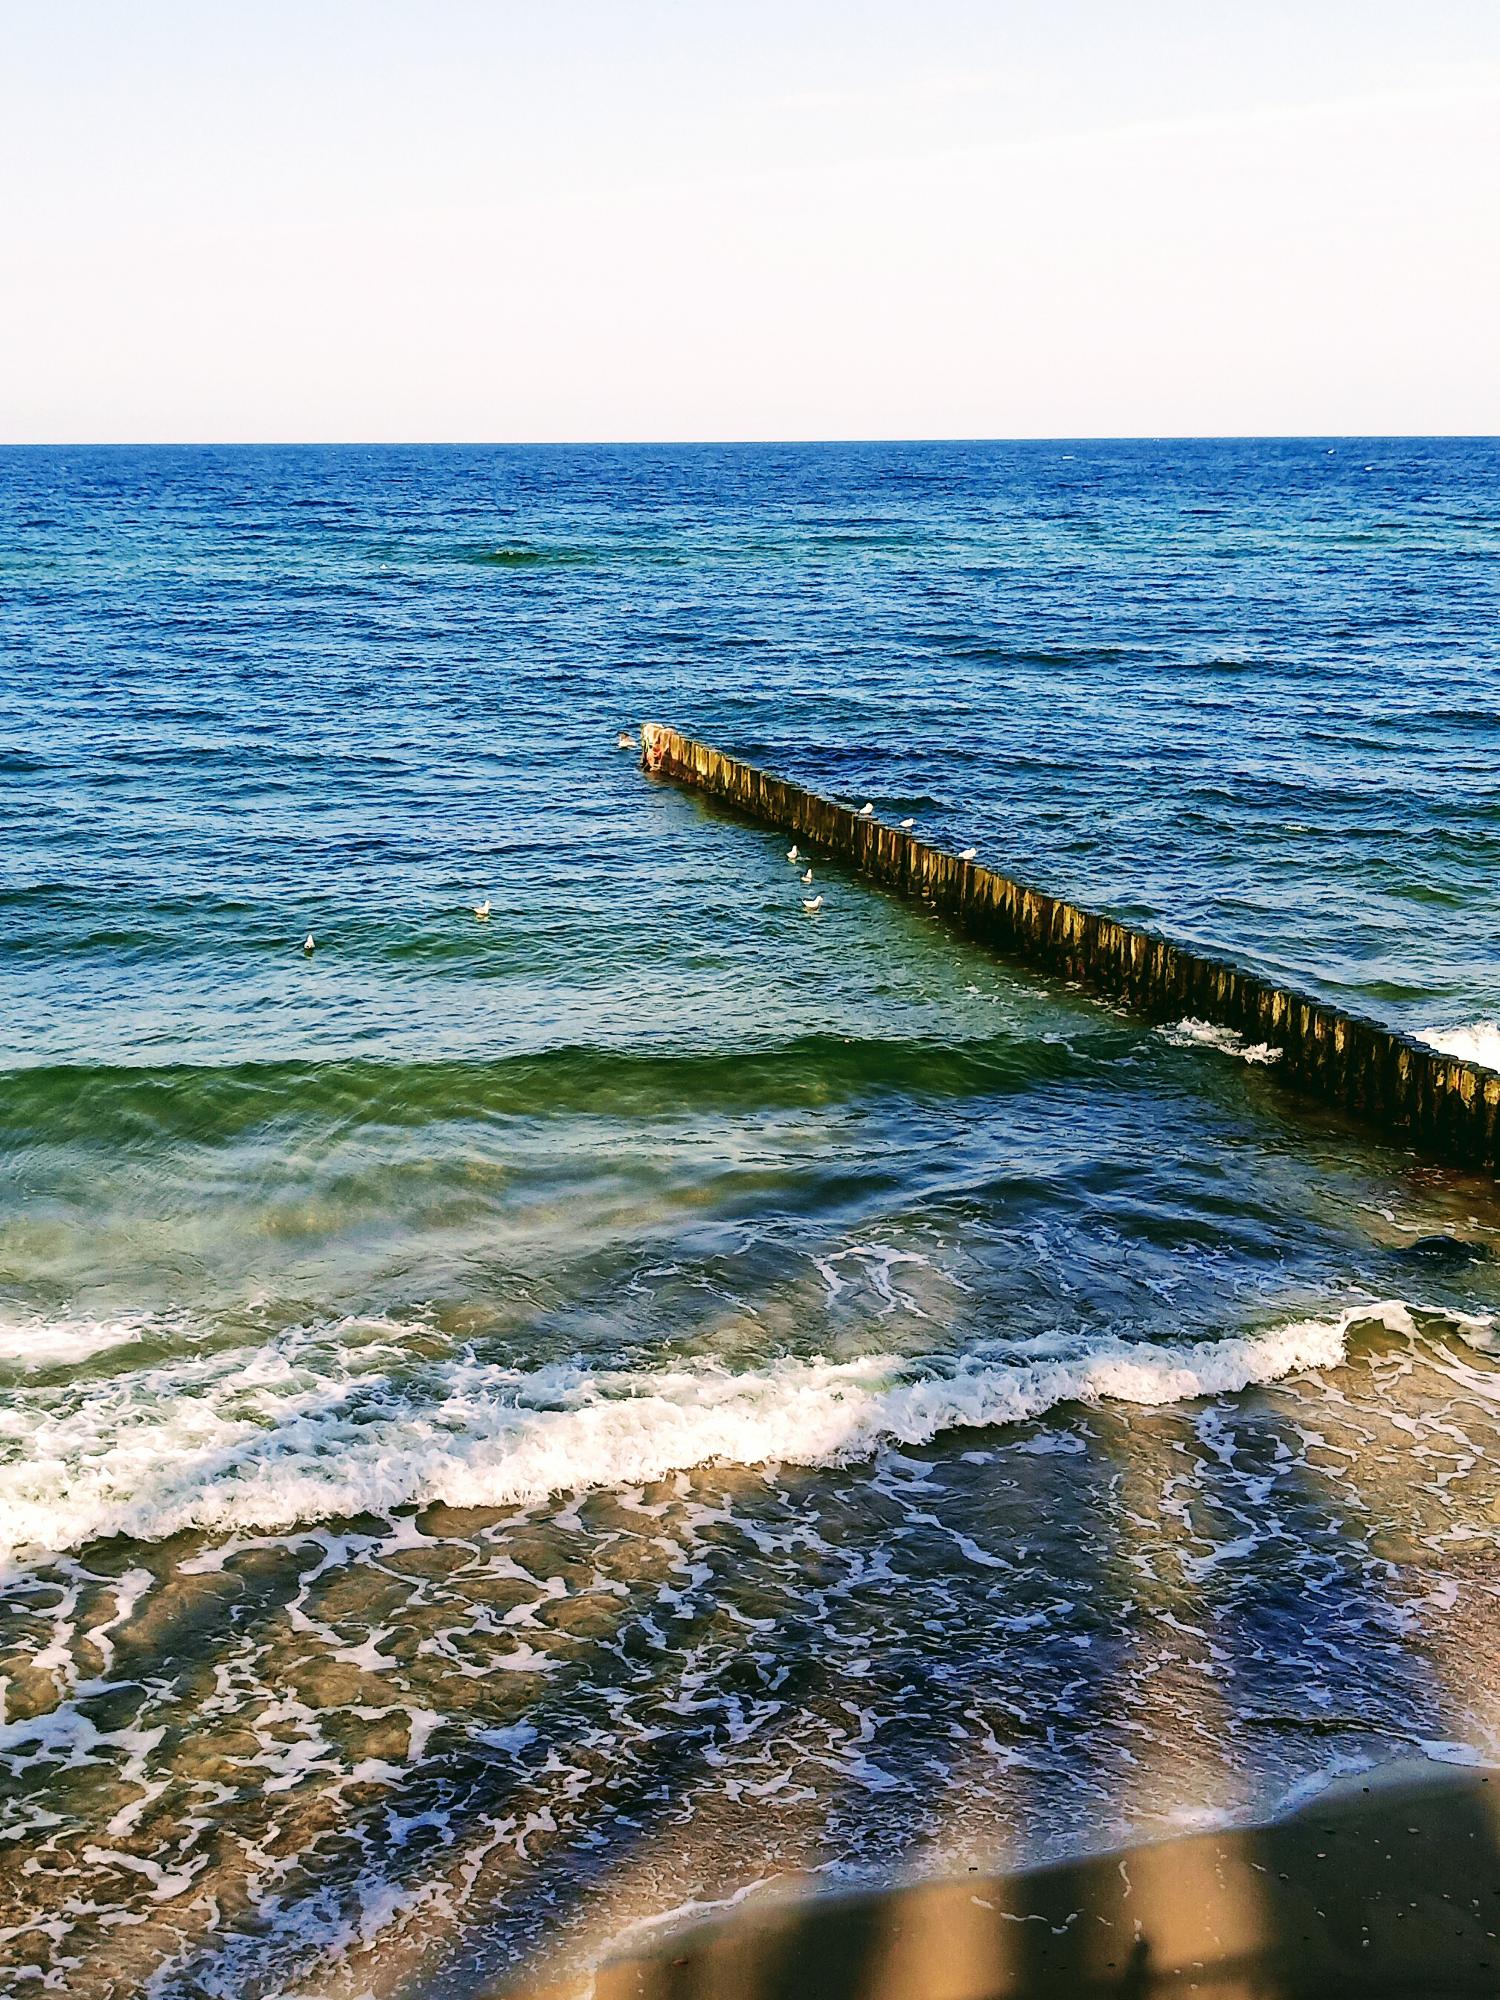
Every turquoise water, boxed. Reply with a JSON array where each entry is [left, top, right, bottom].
[[1, 441, 1498, 1996]]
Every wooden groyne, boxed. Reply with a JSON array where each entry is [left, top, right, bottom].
[[640, 723, 1499, 1174]]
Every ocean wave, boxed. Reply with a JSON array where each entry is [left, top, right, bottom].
[[0, 1032, 1091, 1147], [0, 1314, 148, 1370], [1417, 1020, 1500, 1073], [458, 542, 596, 568], [0, 1302, 1437, 1559], [1158, 1018, 1282, 1065]]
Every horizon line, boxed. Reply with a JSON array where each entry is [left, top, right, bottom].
[[3, 431, 1498, 450]]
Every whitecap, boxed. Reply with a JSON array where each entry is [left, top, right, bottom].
[[0, 1315, 149, 1370], [1159, 1018, 1281, 1065], [1417, 1020, 1500, 1073], [0, 1301, 1435, 1558]]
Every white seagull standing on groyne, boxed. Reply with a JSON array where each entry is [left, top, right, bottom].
[[802, 894, 824, 913], [959, 847, 977, 861], [899, 817, 915, 830], [302, 933, 315, 953], [473, 899, 491, 920], [858, 802, 874, 816]]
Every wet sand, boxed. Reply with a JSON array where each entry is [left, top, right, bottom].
[[519, 1762, 1500, 1999]]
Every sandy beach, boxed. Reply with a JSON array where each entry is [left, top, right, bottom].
[[534, 1762, 1500, 1999]]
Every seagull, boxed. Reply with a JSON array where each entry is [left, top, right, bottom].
[[302, 933, 315, 954], [858, 802, 874, 817], [899, 817, 915, 830], [959, 847, 977, 862], [473, 899, 491, 920], [616, 732, 637, 750], [800, 867, 813, 885], [787, 844, 799, 863], [802, 894, 824, 913]]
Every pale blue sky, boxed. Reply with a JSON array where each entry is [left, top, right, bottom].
[[3, 1, 1497, 440]]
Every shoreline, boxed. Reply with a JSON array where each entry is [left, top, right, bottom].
[[510, 1761, 1500, 1998]]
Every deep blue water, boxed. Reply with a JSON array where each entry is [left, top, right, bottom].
[[4, 439, 1498, 1070], [0, 441, 1497, 1999]]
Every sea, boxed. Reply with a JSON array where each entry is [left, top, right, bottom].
[[1, 438, 1498, 1998]]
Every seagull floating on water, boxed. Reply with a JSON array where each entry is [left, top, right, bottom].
[[787, 844, 799, 863], [858, 802, 874, 817], [302, 933, 315, 954], [959, 846, 977, 861], [899, 817, 915, 830], [800, 867, 813, 885], [473, 899, 491, 920], [802, 894, 824, 913], [616, 732, 637, 750]]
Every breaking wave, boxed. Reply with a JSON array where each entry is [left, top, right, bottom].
[[0, 1302, 1443, 1559], [1158, 1017, 1282, 1065], [0, 1314, 148, 1370], [1418, 1020, 1500, 1073]]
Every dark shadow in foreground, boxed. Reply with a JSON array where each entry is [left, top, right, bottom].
[[549, 1763, 1500, 2000]]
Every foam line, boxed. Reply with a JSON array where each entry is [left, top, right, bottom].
[[0, 1303, 1438, 1558]]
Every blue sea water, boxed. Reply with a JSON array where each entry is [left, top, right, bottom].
[[0, 441, 1497, 1997]]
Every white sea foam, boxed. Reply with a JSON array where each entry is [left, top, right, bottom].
[[1159, 1018, 1282, 1065], [815, 1244, 932, 1314], [0, 1315, 147, 1369], [1417, 1020, 1500, 1073], [0, 1302, 1430, 1559]]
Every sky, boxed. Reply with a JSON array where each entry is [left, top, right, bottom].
[[2, 1, 1497, 442]]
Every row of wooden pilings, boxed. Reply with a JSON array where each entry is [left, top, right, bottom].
[[640, 722, 1499, 1175]]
